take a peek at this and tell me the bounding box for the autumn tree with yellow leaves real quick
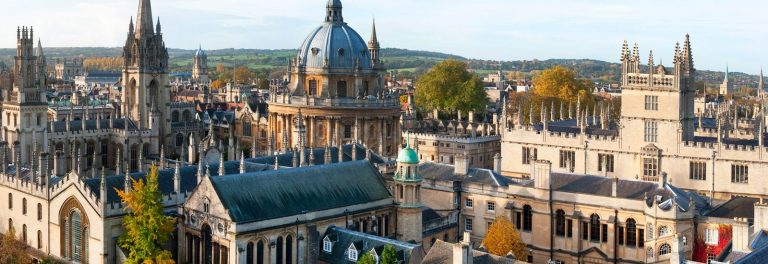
[482,217,527,261]
[116,165,176,264]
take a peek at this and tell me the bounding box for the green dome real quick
[397,146,419,164]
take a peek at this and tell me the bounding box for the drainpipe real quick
[549,181,554,261]
[455,181,463,243]
[613,209,618,264]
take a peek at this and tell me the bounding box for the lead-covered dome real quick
[295,0,372,70]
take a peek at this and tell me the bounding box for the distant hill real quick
[0,47,756,90]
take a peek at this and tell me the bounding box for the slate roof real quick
[82,166,200,203]
[208,160,392,223]
[705,197,758,219]
[421,240,522,264]
[318,226,423,264]
[736,241,768,264]
[419,162,516,187]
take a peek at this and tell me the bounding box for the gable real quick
[183,178,231,222]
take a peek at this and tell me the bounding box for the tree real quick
[211,80,226,90]
[357,251,377,264]
[116,165,176,264]
[380,244,398,264]
[414,59,488,114]
[526,65,595,123]
[0,228,32,264]
[482,217,527,261]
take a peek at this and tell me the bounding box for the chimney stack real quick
[453,232,473,264]
[493,153,501,173]
[454,153,469,175]
[532,160,551,190]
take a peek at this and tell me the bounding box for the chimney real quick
[659,172,668,189]
[433,109,439,120]
[453,232,473,264]
[755,199,768,231]
[493,153,501,173]
[532,160,551,190]
[454,153,469,175]
[611,177,618,197]
[731,217,752,252]
[468,111,474,123]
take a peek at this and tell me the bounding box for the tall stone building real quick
[192,45,209,85]
[268,0,401,156]
[121,0,170,154]
[2,27,49,165]
[500,35,768,200]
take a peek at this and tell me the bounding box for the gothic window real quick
[598,153,614,172]
[337,80,347,97]
[276,236,283,264]
[70,210,84,260]
[658,243,671,255]
[37,230,42,249]
[626,218,637,247]
[243,119,252,137]
[22,224,27,243]
[247,242,254,264]
[658,225,670,237]
[8,193,12,209]
[286,235,293,264]
[171,111,180,122]
[589,214,600,242]
[522,205,533,231]
[183,110,192,122]
[555,210,566,236]
[257,240,265,264]
[22,198,26,215]
[8,218,12,232]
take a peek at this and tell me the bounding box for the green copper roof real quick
[396,146,419,164]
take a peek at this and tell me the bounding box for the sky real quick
[1,0,767,73]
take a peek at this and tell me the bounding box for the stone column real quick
[326,118,332,147]
[335,118,342,145]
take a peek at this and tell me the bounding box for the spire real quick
[218,152,225,176]
[36,39,44,57]
[135,0,155,36]
[325,0,343,23]
[156,17,162,34]
[368,18,380,48]
[759,68,764,98]
[239,150,246,174]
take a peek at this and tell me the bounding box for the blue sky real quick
[1,0,767,73]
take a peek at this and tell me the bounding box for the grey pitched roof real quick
[83,166,200,203]
[421,240,522,264]
[419,162,516,187]
[736,241,768,264]
[705,197,758,219]
[208,160,392,223]
[318,226,423,264]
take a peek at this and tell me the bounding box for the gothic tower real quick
[121,0,170,154]
[2,27,48,165]
[192,45,209,85]
[394,137,422,242]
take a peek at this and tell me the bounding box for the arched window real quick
[8,218,12,232]
[176,134,185,147]
[37,230,42,249]
[37,203,42,220]
[308,80,317,96]
[626,218,637,247]
[247,242,254,264]
[337,80,348,97]
[8,193,12,209]
[590,214,601,242]
[646,247,654,258]
[257,240,265,264]
[555,210,566,236]
[658,225,670,237]
[22,224,27,243]
[71,211,83,260]
[172,111,180,122]
[522,205,533,231]
[276,236,283,264]
[658,243,671,255]
[286,235,293,264]
[243,118,252,137]
[183,110,192,122]
[22,198,26,215]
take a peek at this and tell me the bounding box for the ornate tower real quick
[719,65,733,95]
[121,0,169,154]
[394,137,422,242]
[2,26,48,165]
[368,19,381,67]
[192,45,209,85]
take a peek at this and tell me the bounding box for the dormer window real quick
[323,236,333,252]
[311,48,319,56]
[348,244,358,261]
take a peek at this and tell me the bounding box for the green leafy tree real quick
[526,65,595,123]
[482,217,527,261]
[0,228,32,264]
[357,251,377,264]
[414,59,488,114]
[381,244,398,264]
[116,165,177,264]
